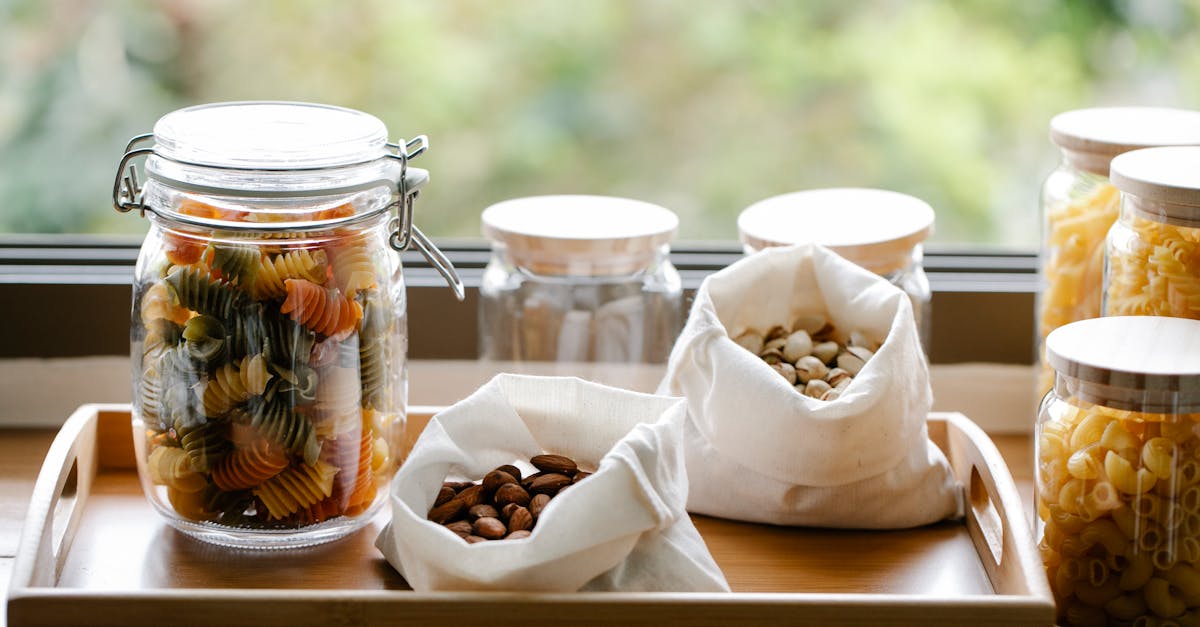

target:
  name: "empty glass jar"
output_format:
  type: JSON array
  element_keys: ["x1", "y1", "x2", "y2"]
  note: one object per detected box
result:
[
  {"x1": 114, "y1": 101, "x2": 461, "y2": 548},
  {"x1": 1038, "y1": 107, "x2": 1200, "y2": 398},
  {"x1": 1106, "y1": 146, "x2": 1200, "y2": 321},
  {"x1": 478, "y1": 195, "x2": 683, "y2": 363},
  {"x1": 737, "y1": 188, "x2": 934, "y2": 355},
  {"x1": 1037, "y1": 316, "x2": 1200, "y2": 626}
]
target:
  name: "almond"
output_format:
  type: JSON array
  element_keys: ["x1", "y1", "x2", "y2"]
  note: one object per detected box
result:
[
  {"x1": 493, "y1": 482, "x2": 531, "y2": 507},
  {"x1": 506, "y1": 530, "x2": 531, "y2": 540},
  {"x1": 500, "y1": 502, "x2": 520, "y2": 521},
  {"x1": 465, "y1": 535, "x2": 488, "y2": 544},
  {"x1": 529, "y1": 493, "x2": 551, "y2": 519},
  {"x1": 507, "y1": 506, "x2": 533, "y2": 532},
  {"x1": 497, "y1": 464, "x2": 523, "y2": 482},
  {"x1": 468, "y1": 503, "x2": 499, "y2": 521},
  {"x1": 529, "y1": 473, "x2": 571, "y2": 495},
  {"x1": 531, "y1": 454, "x2": 578, "y2": 476},
  {"x1": 457, "y1": 484, "x2": 486, "y2": 507},
  {"x1": 474, "y1": 516, "x2": 507, "y2": 540},
  {"x1": 444, "y1": 481, "x2": 474, "y2": 492},
  {"x1": 444, "y1": 520, "x2": 472, "y2": 537},
  {"x1": 572, "y1": 471, "x2": 592, "y2": 484},
  {"x1": 434, "y1": 485, "x2": 456, "y2": 506},
  {"x1": 482, "y1": 469, "x2": 518, "y2": 494},
  {"x1": 428, "y1": 498, "x2": 466, "y2": 524}
]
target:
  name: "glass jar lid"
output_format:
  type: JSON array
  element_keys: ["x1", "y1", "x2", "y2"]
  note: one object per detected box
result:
[
  {"x1": 1045, "y1": 316, "x2": 1200, "y2": 413},
  {"x1": 142, "y1": 101, "x2": 412, "y2": 201},
  {"x1": 737, "y1": 188, "x2": 934, "y2": 275},
  {"x1": 1110, "y1": 146, "x2": 1200, "y2": 227},
  {"x1": 1049, "y1": 107, "x2": 1200, "y2": 177},
  {"x1": 480, "y1": 195, "x2": 678, "y2": 276}
]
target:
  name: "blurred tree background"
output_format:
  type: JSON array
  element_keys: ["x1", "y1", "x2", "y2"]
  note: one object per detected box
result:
[{"x1": 1, "y1": 0, "x2": 1197, "y2": 246}]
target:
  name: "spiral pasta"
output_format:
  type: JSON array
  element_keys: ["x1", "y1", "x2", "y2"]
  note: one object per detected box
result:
[
  {"x1": 253, "y1": 248, "x2": 329, "y2": 300},
  {"x1": 253, "y1": 460, "x2": 339, "y2": 520},
  {"x1": 211, "y1": 435, "x2": 289, "y2": 491},
  {"x1": 137, "y1": 198, "x2": 402, "y2": 531},
  {"x1": 280, "y1": 278, "x2": 363, "y2": 338},
  {"x1": 1107, "y1": 212, "x2": 1200, "y2": 320}
]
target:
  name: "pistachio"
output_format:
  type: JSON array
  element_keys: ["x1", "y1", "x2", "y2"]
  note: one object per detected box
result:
[
  {"x1": 834, "y1": 377, "x2": 852, "y2": 392},
  {"x1": 825, "y1": 367, "x2": 852, "y2": 388},
  {"x1": 791, "y1": 315, "x2": 827, "y2": 335},
  {"x1": 771, "y1": 362, "x2": 797, "y2": 385},
  {"x1": 759, "y1": 348, "x2": 785, "y2": 364},
  {"x1": 837, "y1": 346, "x2": 873, "y2": 376},
  {"x1": 734, "y1": 330, "x2": 765, "y2": 355},
  {"x1": 794, "y1": 355, "x2": 829, "y2": 383},
  {"x1": 765, "y1": 325, "x2": 789, "y2": 341},
  {"x1": 763, "y1": 337, "x2": 788, "y2": 354},
  {"x1": 820, "y1": 388, "x2": 841, "y2": 402},
  {"x1": 805, "y1": 378, "x2": 832, "y2": 399},
  {"x1": 812, "y1": 341, "x2": 840, "y2": 364},
  {"x1": 782, "y1": 330, "x2": 813, "y2": 363}
]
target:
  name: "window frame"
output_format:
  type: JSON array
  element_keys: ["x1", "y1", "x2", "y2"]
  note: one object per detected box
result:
[{"x1": 0, "y1": 235, "x2": 1036, "y2": 364}]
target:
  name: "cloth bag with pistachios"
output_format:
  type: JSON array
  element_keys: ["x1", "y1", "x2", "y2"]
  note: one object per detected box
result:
[
  {"x1": 657, "y1": 243, "x2": 962, "y2": 528},
  {"x1": 375, "y1": 374, "x2": 729, "y2": 592}
]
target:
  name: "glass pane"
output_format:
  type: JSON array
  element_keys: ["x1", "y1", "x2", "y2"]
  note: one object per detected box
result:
[{"x1": 3, "y1": 1, "x2": 1198, "y2": 246}]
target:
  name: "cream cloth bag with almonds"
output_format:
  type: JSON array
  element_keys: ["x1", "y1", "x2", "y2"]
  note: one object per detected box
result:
[
  {"x1": 657, "y1": 243, "x2": 962, "y2": 527},
  {"x1": 375, "y1": 374, "x2": 729, "y2": 592}
]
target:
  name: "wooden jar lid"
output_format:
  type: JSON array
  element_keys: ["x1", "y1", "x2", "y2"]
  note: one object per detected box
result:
[
  {"x1": 480, "y1": 195, "x2": 678, "y2": 276},
  {"x1": 1045, "y1": 316, "x2": 1200, "y2": 413},
  {"x1": 1049, "y1": 107, "x2": 1200, "y2": 177},
  {"x1": 1110, "y1": 146, "x2": 1200, "y2": 227},
  {"x1": 737, "y1": 188, "x2": 933, "y2": 275}
]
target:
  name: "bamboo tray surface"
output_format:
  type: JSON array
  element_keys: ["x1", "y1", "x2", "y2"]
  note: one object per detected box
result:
[{"x1": 7, "y1": 404, "x2": 1054, "y2": 626}]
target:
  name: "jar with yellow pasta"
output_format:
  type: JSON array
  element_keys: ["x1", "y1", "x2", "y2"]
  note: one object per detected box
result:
[
  {"x1": 1038, "y1": 316, "x2": 1200, "y2": 626},
  {"x1": 1106, "y1": 146, "x2": 1200, "y2": 321},
  {"x1": 1039, "y1": 107, "x2": 1200, "y2": 398},
  {"x1": 112, "y1": 102, "x2": 463, "y2": 548}
]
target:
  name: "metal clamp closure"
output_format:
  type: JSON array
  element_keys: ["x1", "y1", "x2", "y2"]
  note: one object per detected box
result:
[
  {"x1": 112, "y1": 133, "x2": 154, "y2": 214},
  {"x1": 385, "y1": 136, "x2": 464, "y2": 301}
]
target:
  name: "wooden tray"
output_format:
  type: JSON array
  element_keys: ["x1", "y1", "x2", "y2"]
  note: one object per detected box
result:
[{"x1": 8, "y1": 404, "x2": 1053, "y2": 626}]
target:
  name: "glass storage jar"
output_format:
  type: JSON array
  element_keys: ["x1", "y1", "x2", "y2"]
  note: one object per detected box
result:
[
  {"x1": 1037, "y1": 316, "x2": 1200, "y2": 626},
  {"x1": 1106, "y1": 146, "x2": 1200, "y2": 322},
  {"x1": 1037, "y1": 107, "x2": 1200, "y2": 398},
  {"x1": 478, "y1": 195, "x2": 682, "y2": 363},
  {"x1": 113, "y1": 101, "x2": 462, "y2": 548},
  {"x1": 737, "y1": 188, "x2": 934, "y2": 355}
]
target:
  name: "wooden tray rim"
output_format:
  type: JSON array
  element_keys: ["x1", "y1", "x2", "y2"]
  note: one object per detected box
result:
[{"x1": 7, "y1": 403, "x2": 1055, "y2": 626}]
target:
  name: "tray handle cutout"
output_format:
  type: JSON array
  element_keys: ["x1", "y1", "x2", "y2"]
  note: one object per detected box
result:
[
  {"x1": 969, "y1": 464, "x2": 1004, "y2": 568},
  {"x1": 50, "y1": 457, "x2": 79, "y2": 576}
]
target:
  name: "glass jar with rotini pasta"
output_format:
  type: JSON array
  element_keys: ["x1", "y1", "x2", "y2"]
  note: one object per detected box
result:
[
  {"x1": 737, "y1": 188, "x2": 935, "y2": 355},
  {"x1": 112, "y1": 102, "x2": 463, "y2": 548},
  {"x1": 1106, "y1": 146, "x2": 1200, "y2": 322},
  {"x1": 1038, "y1": 107, "x2": 1200, "y2": 399},
  {"x1": 1038, "y1": 315, "x2": 1200, "y2": 626}
]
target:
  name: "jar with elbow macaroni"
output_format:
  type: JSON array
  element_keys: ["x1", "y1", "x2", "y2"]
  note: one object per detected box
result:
[
  {"x1": 113, "y1": 102, "x2": 463, "y2": 549},
  {"x1": 1038, "y1": 108, "x2": 1200, "y2": 399},
  {"x1": 477, "y1": 195, "x2": 683, "y2": 363},
  {"x1": 737, "y1": 188, "x2": 934, "y2": 355},
  {"x1": 1038, "y1": 316, "x2": 1200, "y2": 626},
  {"x1": 1105, "y1": 147, "x2": 1200, "y2": 325}
]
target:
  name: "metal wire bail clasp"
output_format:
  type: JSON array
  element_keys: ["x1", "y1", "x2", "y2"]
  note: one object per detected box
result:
[
  {"x1": 386, "y1": 136, "x2": 465, "y2": 302},
  {"x1": 112, "y1": 133, "x2": 155, "y2": 215}
]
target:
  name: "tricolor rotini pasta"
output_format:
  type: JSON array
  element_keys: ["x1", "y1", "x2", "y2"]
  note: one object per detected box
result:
[{"x1": 136, "y1": 197, "x2": 400, "y2": 531}]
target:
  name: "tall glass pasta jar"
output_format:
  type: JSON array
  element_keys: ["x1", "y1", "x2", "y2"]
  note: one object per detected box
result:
[
  {"x1": 112, "y1": 102, "x2": 462, "y2": 548},
  {"x1": 1038, "y1": 107, "x2": 1200, "y2": 397},
  {"x1": 737, "y1": 188, "x2": 935, "y2": 354},
  {"x1": 1037, "y1": 316, "x2": 1200, "y2": 626},
  {"x1": 1106, "y1": 146, "x2": 1200, "y2": 321},
  {"x1": 478, "y1": 195, "x2": 682, "y2": 363}
]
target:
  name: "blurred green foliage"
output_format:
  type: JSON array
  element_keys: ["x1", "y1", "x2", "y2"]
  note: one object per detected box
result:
[{"x1": 1, "y1": 0, "x2": 1197, "y2": 245}]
